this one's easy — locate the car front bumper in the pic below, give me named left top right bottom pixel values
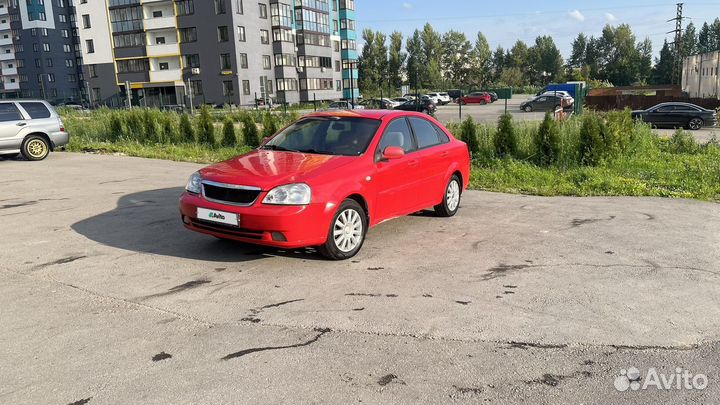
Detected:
left=49, top=131, right=69, bottom=149
left=179, top=191, right=331, bottom=248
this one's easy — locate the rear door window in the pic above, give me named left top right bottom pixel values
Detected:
left=19, top=102, right=51, bottom=119
left=431, top=122, right=450, bottom=143
left=408, top=117, right=441, bottom=149
left=0, top=103, right=23, bottom=121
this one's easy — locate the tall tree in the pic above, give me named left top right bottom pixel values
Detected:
left=568, top=33, right=588, bottom=69
left=637, top=38, right=653, bottom=83
left=528, top=35, right=563, bottom=84
left=711, top=18, right=720, bottom=51
left=682, top=22, right=698, bottom=57
left=651, top=40, right=674, bottom=85
left=597, top=24, right=641, bottom=86
left=357, top=29, right=388, bottom=94
left=420, top=23, right=443, bottom=88
left=491, top=46, right=507, bottom=84
left=440, top=30, right=472, bottom=87
left=387, top=31, right=406, bottom=90
left=405, top=30, right=425, bottom=89
left=469, top=32, right=492, bottom=88
left=698, top=22, right=712, bottom=53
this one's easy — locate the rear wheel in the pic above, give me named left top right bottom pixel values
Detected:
left=21, top=135, right=50, bottom=161
left=480, top=100, right=487, bottom=105
left=319, top=199, right=367, bottom=260
left=434, top=175, right=462, bottom=217
left=688, top=117, right=704, bottom=130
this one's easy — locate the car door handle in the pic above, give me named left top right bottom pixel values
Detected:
left=440, top=151, right=449, bottom=157
left=16, top=122, right=26, bottom=126
left=408, top=159, right=419, bottom=167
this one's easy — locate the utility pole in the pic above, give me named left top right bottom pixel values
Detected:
left=668, top=3, right=684, bottom=86
left=125, top=80, right=132, bottom=109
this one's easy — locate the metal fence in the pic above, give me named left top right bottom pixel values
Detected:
left=585, top=95, right=720, bottom=111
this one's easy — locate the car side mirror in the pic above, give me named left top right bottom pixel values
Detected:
left=382, top=146, right=405, bottom=160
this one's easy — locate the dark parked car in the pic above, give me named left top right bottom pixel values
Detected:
left=519, top=95, right=572, bottom=112
left=487, top=92, right=498, bottom=103
left=447, top=89, right=463, bottom=100
left=631, top=102, right=718, bottom=130
left=394, top=99, right=437, bottom=115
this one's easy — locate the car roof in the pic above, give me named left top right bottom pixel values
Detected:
left=652, top=102, right=703, bottom=109
left=306, top=109, right=429, bottom=120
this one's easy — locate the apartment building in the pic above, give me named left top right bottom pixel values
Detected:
left=0, top=0, right=84, bottom=102
left=77, top=0, right=359, bottom=107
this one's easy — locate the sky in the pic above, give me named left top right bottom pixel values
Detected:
left=355, top=0, right=720, bottom=59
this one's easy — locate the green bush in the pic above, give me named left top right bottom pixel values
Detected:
left=125, top=109, right=143, bottom=141
left=142, top=109, right=158, bottom=143
left=221, top=117, right=238, bottom=147
left=196, top=106, right=216, bottom=148
left=242, top=114, right=260, bottom=147
left=179, top=113, right=195, bottom=144
left=579, top=113, right=604, bottom=165
left=161, top=115, right=178, bottom=144
left=108, top=112, right=124, bottom=142
left=495, top=113, right=517, bottom=158
left=534, top=112, right=561, bottom=165
left=262, top=111, right=279, bottom=138
left=460, top=116, right=480, bottom=156
left=668, top=129, right=700, bottom=154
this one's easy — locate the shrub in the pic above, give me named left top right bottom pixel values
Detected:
left=196, top=106, right=216, bottom=147
left=179, top=113, right=195, bottom=143
left=534, top=112, right=561, bottom=165
left=161, top=115, right=178, bottom=144
left=495, top=113, right=517, bottom=157
left=460, top=116, right=480, bottom=156
left=142, top=109, right=158, bottom=143
left=242, top=114, right=260, bottom=147
left=221, top=117, right=238, bottom=147
left=262, top=111, right=279, bottom=138
left=125, top=109, right=144, bottom=141
left=668, top=129, right=700, bottom=154
left=579, top=113, right=604, bottom=165
left=108, top=112, right=124, bottom=141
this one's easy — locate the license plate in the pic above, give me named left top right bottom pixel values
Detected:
left=197, top=207, right=239, bottom=227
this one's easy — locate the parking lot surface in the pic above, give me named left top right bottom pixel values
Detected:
left=1, top=153, right=719, bottom=404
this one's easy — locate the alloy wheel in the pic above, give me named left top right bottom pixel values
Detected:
left=689, top=118, right=703, bottom=130
left=446, top=179, right=460, bottom=212
left=333, top=209, right=364, bottom=253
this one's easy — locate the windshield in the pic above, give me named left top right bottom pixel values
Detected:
left=262, top=117, right=381, bottom=156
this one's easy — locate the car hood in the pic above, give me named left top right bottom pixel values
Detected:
left=199, top=150, right=357, bottom=190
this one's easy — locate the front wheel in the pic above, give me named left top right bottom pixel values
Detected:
left=319, top=199, right=367, bottom=260
left=524, top=105, right=533, bottom=112
left=480, top=100, right=487, bottom=105
left=21, top=135, right=50, bottom=161
left=434, top=175, right=462, bottom=217
left=688, top=117, right=704, bottom=130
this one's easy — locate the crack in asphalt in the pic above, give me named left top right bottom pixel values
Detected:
left=221, top=328, right=331, bottom=360
left=33, top=255, right=88, bottom=270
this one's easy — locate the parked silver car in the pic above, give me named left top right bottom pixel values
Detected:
left=0, top=100, right=68, bottom=161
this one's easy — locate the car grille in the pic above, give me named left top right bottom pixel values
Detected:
left=202, top=182, right=261, bottom=206
left=189, top=218, right=264, bottom=240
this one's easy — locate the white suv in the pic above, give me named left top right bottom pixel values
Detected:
left=0, top=100, right=69, bottom=161
left=427, top=92, right=451, bottom=105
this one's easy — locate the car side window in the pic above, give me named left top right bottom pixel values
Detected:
left=0, top=103, right=23, bottom=122
left=408, top=117, right=441, bottom=149
left=537, top=97, right=547, bottom=102
left=431, top=122, right=450, bottom=143
left=377, top=118, right=415, bottom=158
left=19, top=102, right=51, bottom=119
left=656, top=106, right=674, bottom=112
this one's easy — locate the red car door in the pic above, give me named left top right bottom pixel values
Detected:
left=407, top=117, right=449, bottom=207
left=372, top=117, right=423, bottom=221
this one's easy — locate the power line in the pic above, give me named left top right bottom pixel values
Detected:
left=667, top=3, right=686, bottom=85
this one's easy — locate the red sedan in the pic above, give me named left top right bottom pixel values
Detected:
left=180, top=110, right=471, bottom=260
left=459, top=92, right=491, bottom=105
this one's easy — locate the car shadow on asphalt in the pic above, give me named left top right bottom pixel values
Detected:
left=71, top=187, right=325, bottom=262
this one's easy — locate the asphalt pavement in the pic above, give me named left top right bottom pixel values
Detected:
left=1, top=153, right=719, bottom=404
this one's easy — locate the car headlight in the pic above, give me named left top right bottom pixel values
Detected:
left=185, top=171, right=202, bottom=194
left=263, top=183, right=311, bottom=205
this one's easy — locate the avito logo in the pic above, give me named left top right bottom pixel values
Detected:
left=209, top=212, right=226, bottom=220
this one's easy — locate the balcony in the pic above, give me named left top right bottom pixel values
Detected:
left=0, top=4, right=8, bottom=16
left=0, top=52, right=15, bottom=61
left=3, top=81, right=19, bottom=90
left=0, top=21, right=10, bottom=31
left=2, top=66, right=16, bottom=75
left=142, top=0, right=173, bottom=3
left=146, top=42, right=179, bottom=57
left=149, top=68, right=182, bottom=83
left=0, top=36, right=11, bottom=46
left=143, top=15, right=176, bottom=31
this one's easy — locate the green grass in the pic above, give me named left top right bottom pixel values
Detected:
left=59, top=108, right=720, bottom=202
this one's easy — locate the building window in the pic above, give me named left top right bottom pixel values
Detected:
left=217, top=26, right=229, bottom=42
left=220, top=53, right=232, bottom=70
left=222, top=80, right=234, bottom=96
left=185, top=54, right=200, bottom=68
left=339, top=0, right=354, bottom=10
left=190, top=80, right=203, bottom=95
left=262, top=55, right=271, bottom=69
left=276, top=78, right=298, bottom=91
left=175, top=0, right=194, bottom=15
left=214, top=0, right=226, bottom=14
left=236, top=0, right=243, bottom=13
left=117, top=59, right=150, bottom=73
left=237, top=26, right=245, bottom=42
left=82, top=14, right=90, bottom=28
left=43, top=43, right=50, bottom=52
left=274, top=53, right=296, bottom=67
left=85, top=39, right=94, bottom=53
left=258, top=3, right=267, bottom=18
left=239, top=53, right=248, bottom=69
left=159, top=62, right=169, bottom=70
left=46, top=58, right=53, bottom=67
left=260, top=29, right=269, bottom=44
left=272, top=28, right=293, bottom=43
left=88, top=64, right=97, bottom=78
left=179, top=27, right=197, bottom=43
left=242, top=80, right=250, bottom=95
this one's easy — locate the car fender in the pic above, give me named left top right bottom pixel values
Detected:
left=317, top=177, right=373, bottom=231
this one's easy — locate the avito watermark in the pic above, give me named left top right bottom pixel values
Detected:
left=615, top=367, right=708, bottom=392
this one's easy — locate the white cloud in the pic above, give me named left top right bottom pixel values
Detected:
left=568, top=9, right=585, bottom=22
left=605, top=12, right=618, bottom=22
left=402, top=2, right=413, bottom=9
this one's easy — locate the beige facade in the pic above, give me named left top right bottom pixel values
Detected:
left=682, top=51, right=720, bottom=99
